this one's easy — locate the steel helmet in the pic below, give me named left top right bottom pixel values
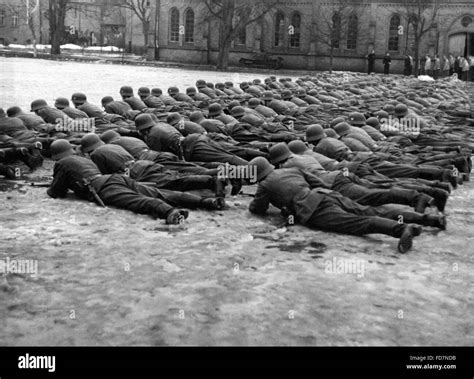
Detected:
left=30, top=99, right=48, bottom=112
left=135, top=113, right=156, bottom=131
left=81, top=133, right=104, bottom=154
left=269, top=143, right=291, bottom=165
left=50, top=139, right=74, bottom=160
left=249, top=157, right=274, bottom=182
left=306, top=124, right=325, bottom=143
left=288, top=140, right=308, bottom=155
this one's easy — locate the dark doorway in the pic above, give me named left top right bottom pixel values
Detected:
left=469, top=33, right=474, bottom=56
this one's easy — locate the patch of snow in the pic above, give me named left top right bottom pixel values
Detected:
left=61, top=44, right=83, bottom=50
left=8, top=44, right=27, bottom=49
left=417, top=75, right=435, bottom=81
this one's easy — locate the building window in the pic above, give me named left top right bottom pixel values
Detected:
left=274, top=11, right=285, bottom=47
left=405, top=15, right=417, bottom=53
left=184, top=8, right=194, bottom=43
left=169, top=7, right=179, bottom=42
left=12, top=14, right=19, bottom=27
left=289, top=12, right=301, bottom=48
left=346, top=13, right=358, bottom=50
left=0, top=10, right=5, bottom=27
left=331, top=12, right=341, bottom=49
left=388, top=15, right=400, bottom=51
left=236, top=25, right=246, bottom=45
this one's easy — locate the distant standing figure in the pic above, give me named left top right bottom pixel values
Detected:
left=461, top=57, right=470, bottom=81
left=424, top=55, right=432, bottom=76
left=367, top=49, right=376, bottom=74
left=404, top=54, right=413, bottom=76
left=454, top=56, right=461, bottom=78
left=448, top=54, right=455, bottom=76
left=433, top=55, right=440, bottom=79
left=442, top=55, right=450, bottom=77
left=383, top=52, right=391, bottom=75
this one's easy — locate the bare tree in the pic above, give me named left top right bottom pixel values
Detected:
left=203, top=0, right=275, bottom=70
left=308, top=0, right=366, bottom=73
left=48, top=0, right=71, bottom=54
left=5, top=0, right=41, bottom=54
left=121, top=0, right=152, bottom=52
left=397, top=0, right=441, bottom=74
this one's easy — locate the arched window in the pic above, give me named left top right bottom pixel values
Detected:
left=331, top=12, right=341, bottom=49
left=388, top=15, right=400, bottom=51
left=234, top=14, right=246, bottom=45
left=169, top=8, right=179, bottom=42
left=289, top=12, right=301, bottom=48
left=274, top=11, right=285, bottom=47
left=184, top=8, right=194, bottom=43
left=346, top=13, right=358, bottom=50
left=405, top=15, right=418, bottom=53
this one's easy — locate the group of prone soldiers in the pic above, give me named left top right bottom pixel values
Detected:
left=1, top=74, right=472, bottom=253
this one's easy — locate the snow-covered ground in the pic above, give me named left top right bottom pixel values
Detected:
left=1, top=57, right=295, bottom=111
left=0, top=57, right=473, bottom=346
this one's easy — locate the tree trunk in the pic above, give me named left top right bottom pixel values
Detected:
left=143, top=21, right=149, bottom=51
left=207, top=21, right=212, bottom=64
left=49, top=0, right=67, bottom=55
left=329, top=46, right=334, bottom=73
left=28, top=19, right=38, bottom=57
left=39, top=4, right=43, bottom=44
left=216, top=0, right=235, bottom=70
left=217, top=38, right=231, bottom=70
left=51, top=31, right=61, bottom=55
left=414, top=36, right=420, bottom=75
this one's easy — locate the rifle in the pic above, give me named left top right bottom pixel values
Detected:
left=30, top=182, right=51, bottom=188
left=31, top=179, right=106, bottom=208
left=82, top=178, right=106, bottom=208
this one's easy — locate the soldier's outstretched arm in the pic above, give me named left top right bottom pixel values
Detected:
left=249, top=184, right=270, bottom=215
left=47, top=163, right=69, bottom=198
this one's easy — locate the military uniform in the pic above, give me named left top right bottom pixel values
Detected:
left=47, top=155, right=177, bottom=219
left=60, top=106, right=90, bottom=120
left=250, top=167, right=430, bottom=238
left=281, top=154, right=432, bottom=211
left=89, top=143, right=217, bottom=192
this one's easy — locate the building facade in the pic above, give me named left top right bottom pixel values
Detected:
left=148, top=0, right=474, bottom=73
left=1, top=0, right=473, bottom=74
left=0, top=0, right=126, bottom=48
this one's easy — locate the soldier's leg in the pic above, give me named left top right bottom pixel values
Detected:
left=156, top=189, right=224, bottom=210
left=130, top=180, right=224, bottom=210
left=161, top=161, right=219, bottom=175
left=334, top=193, right=445, bottom=229
left=159, top=175, right=215, bottom=192
left=190, top=140, right=249, bottom=166
left=224, top=144, right=268, bottom=161
left=332, top=174, right=432, bottom=211
left=98, top=175, right=174, bottom=219
left=371, top=161, right=431, bottom=179
left=306, top=198, right=405, bottom=237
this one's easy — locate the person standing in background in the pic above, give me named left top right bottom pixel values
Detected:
left=442, top=55, right=450, bottom=78
left=461, top=57, right=470, bottom=81
left=367, top=49, right=376, bottom=75
left=448, top=54, right=455, bottom=76
left=455, top=56, right=462, bottom=78
left=424, top=55, right=432, bottom=76
left=404, top=54, right=413, bottom=76
left=383, top=52, right=391, bottom=75
left=433, top=55, right=441, bottom=79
